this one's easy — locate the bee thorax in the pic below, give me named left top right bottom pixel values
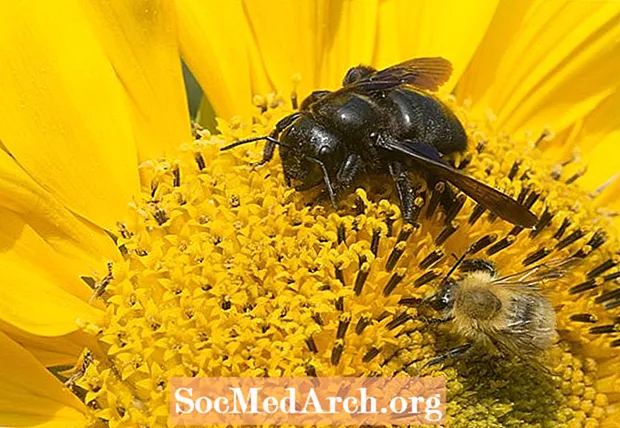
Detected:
left=455, top=288, right=502, bottom=321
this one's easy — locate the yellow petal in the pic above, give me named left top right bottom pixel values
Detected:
left=0, top=150, right=118, bottom=269
left=457, top=0, right=620, bottom=133
left=176, top=0, right=270, bottom=119
left=0, top=321, right=90, bottom=368
left=503, top=9, right=620, bottom=133
left=319, top=0, right=379, bottom=89
left=529, top=91, right=620, bottom=215
left=584, top=129, right=620, bottom=204
left=243, top=0, right=329, bottom=97
left=373, top=0, right=499, bottom=91
left=456, top=0, right=536, bottom=105
left=0, top=208, right=103, bottom=336
left=0, top=331, right=87, bottom=427
left=0, top=1, right=140, bottom=229
left=83, top=0, right=191, bottom=160
left=185, top=0, right=498, bottom=119
left=557, top=90, right=620, bottom=212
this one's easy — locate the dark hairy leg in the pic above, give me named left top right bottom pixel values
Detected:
left=423, top=343, right=472, bottom=369
left=336, top=153, right=362, bottom=189
left=389, top=161, right=417, bottom=223
left=303, top=153, right=362, bottom=209
left=251, top=112, right=302, bottom=167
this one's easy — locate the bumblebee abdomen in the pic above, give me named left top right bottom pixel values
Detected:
left=505, top=293, right=556, bottom=350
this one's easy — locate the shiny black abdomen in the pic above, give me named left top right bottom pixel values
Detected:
left=383, top=88, right=467, bottom=155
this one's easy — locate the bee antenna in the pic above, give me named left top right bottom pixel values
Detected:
left=439, top=250, right=470, bottom=286
left=220, top=135, right=285, bottom=151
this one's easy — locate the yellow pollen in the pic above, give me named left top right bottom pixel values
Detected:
left=66, top=95, right=620, bottom=427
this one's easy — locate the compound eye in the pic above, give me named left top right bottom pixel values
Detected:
left=440, top=291, right=451, bottom=305
left=436, top=281, right=457, bottom=309
left=319, top=145, right=331, bottom=157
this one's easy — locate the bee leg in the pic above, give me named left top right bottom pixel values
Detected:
left=306, top=157, right=338, bottom=209
left=251, top=113, right=302, bottom=167
left=419, top=315, right=453, bottom=325
left=336, top=153, right=361, bottom=190
left=295, top=179, right=322, bottom=192
left=250, top=136, right=277, bottom=167
left=305, top=189, right=327, bottom=207
left=305, top=154, right=361, bottom=209
left=423, top=343, right=472, bottom=369
left=440, top=184, right=457, bottom=214
left=389, top=161, right=416, bottom=223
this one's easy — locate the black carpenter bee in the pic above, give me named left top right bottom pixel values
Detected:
left=222, top=57, right=537, bottom=227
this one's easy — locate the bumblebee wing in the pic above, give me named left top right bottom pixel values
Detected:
left=493, top=258, right=578, bottom=287
left=379, top=138, right=538, bottom=228
left=350, top=57, right=453, bottom=92
left=489, top=332, right=552, bottom=373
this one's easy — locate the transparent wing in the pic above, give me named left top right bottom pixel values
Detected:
left=489, top=332, right=553, bottom=374
left=493, top=258, right=579, bottom=288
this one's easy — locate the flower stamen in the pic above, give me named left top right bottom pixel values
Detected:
left=59, top=94, right=620, bottom=427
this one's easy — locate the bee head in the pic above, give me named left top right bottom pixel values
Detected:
left=428, top=280, right=458, bottom=312
left=279, top=115, right=345, bottom=187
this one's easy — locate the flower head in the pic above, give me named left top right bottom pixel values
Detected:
left=0, top=1, right=619, bottom=428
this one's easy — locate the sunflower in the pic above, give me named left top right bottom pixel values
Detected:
left=1, top=1, right=619, bottom=427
